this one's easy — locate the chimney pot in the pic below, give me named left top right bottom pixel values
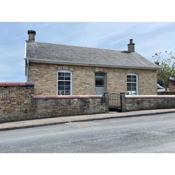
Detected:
left=128, top=39, right=135, bottom=52
left=129, top=39, right=133, bottom=44
left=155, top=61, right=160, bottom=65
left=27, top=30, right=36, bottom=42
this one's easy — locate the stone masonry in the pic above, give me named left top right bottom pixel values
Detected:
left=33, top=95, right=107, bottom=118
left=121, top=94, right=175, bottom=111
left=28, top=63, right=157, bottom=96
left=0, top=83, right=107, bottom=123
left=0, top=83, right=35, bottom=122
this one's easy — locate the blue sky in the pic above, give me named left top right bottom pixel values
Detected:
left=0, top=22, right=175, bottom=82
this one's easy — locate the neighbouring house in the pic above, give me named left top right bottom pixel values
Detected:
left=169, top=77, right=175, bottom=92
left=158, top=77, right=175, bottom=93
left=25, top=30, right=159, bottom=96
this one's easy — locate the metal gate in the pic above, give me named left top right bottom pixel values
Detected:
left=108, top=93, right=121, bottom=110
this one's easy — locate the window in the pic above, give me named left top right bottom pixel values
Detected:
left=127, top=74, right=138, bottom=95
left=95, top=72, right=105, bottom=87
left=95, top=72, right=106, bottom=95
left=57, top=71, right=72, bottom=95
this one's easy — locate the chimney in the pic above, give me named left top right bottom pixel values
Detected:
left=27, top=30, right=36, bottom=42
left=155, top=61, right=160, bottom=65
left=128, top=39, right=135, bottom=52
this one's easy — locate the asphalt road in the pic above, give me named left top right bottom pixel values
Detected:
left=1, top=113, right=175, bottom=153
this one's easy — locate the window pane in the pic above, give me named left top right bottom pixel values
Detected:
left=65, top=91, right=70, bottom=95
left=127, top=83, right=132, bottom=91
left=65, top=85, right=70, bottom=90
left=127, top=75, right=137, bottom=83
left=95, top=72, right=105, bottom=77
left=58, top=81, right=64, bottom=86
left=65, top=72, right=70, bottom=77
left=58, top=72, right=65, bottom=77
left=131, top=83, right=136, bottom=90
left=65, top=72, right=71, bottom=80
left=65, top=76, right=70, bottom=80
left=58, top=76, right=64, bottom=80
left=131, top=76, right=136, bottom=82
left=65, top=81, right=70, bottom=85
left=96, top=79, right=104, bottom=87
left=58, top=85, right=64, bottom=90
left=95, top=72, right=106, bottom=87
left=127, top=75, right=132, bottom=82
left=95, top=72, right=105, bottom=87
left=58, top=90, right=65, bottom=95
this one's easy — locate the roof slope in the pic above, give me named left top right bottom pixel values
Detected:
left=26, top=42, right=159, bottom=70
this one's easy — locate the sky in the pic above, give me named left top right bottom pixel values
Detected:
left=0, top=22, right=175, bottom=82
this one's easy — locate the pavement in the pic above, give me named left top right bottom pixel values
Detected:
left=0, top=108, right=175, bottom=131
left=1, top=112, right=175, bottom=152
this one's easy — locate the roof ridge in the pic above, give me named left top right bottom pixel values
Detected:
left=30, top=41, right=125, bottom=53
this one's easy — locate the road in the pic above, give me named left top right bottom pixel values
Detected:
left=1, top=113, right=175, bottom=152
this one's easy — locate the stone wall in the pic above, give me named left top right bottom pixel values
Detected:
left=28, top=63, right=157, bottom=96
left=0, top=83, right=35, bottom=122
left=33, top=95, right=107, bottom=118
left=0, top=83, right=107, bottom=122
left=121, top=94, right=175, bottom=111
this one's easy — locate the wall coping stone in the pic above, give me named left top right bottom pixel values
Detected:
left=0, top=82, right=34, bottom=87
left=33, top=95, right=102, bottom=99
left=126, top=95, right=175, bottom=99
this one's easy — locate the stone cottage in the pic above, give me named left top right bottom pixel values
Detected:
left=25, top=30, right=159, bottom=96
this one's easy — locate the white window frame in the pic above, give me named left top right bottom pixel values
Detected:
left=127, top=73, right=138, bottom=95
left=57, top=70, right=72, bottom=95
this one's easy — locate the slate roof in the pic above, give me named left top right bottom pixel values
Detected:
left=26, top=42, right=159, bottom=70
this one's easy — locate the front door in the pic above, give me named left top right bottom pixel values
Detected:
left=95, top=72, right=106, bottom=95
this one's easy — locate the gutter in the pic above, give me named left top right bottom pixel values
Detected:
left=26, top=58, right=160, bottom=70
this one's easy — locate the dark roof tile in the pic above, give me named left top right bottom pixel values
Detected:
left=26, top=42, right=159, bottom=70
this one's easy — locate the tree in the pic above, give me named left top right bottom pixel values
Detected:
left=152, top=51, right=175, bottom=91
